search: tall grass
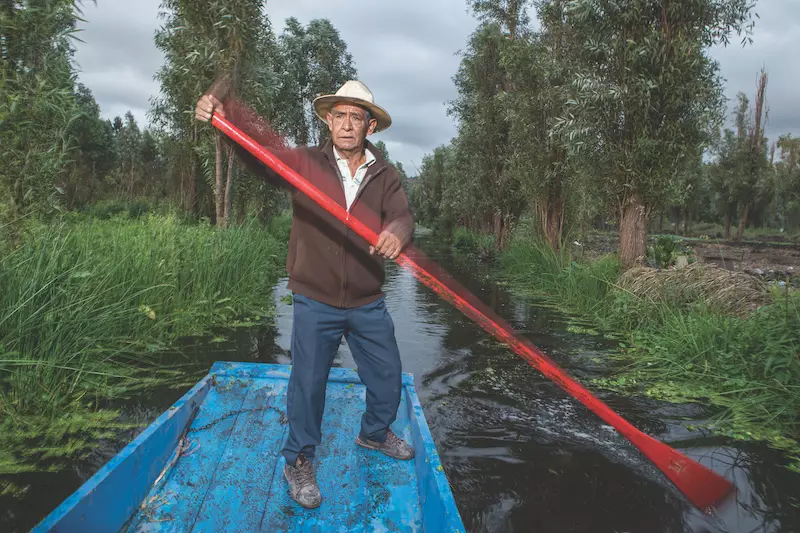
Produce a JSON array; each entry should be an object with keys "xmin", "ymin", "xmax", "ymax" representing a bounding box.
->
[
  {"xmin": 500, "ymin": 233, "xmax": 620, "ymax": 316},
  {"xmin": 456, "ymin": 226, "xmax": 800, "ymax": 469},
  {"xmin": 603, "ymin": 291, "xmax": 800, "ymax": 460},
  {"xmin": 451, "ymin": 226, "xmax": 495, "ymax": 257},
  {"xmin": 0, "ymin": 212, "xmax": 288, "ymax": 473}
]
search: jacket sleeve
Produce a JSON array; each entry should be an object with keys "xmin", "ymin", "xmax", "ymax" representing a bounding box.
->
[{"xmin": 382, "ymin": 168, "xmax": 415, "ymax": 249}]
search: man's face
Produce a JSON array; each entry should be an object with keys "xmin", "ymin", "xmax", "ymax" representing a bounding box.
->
[{"xmin": 327, "ymin": 104, "xmax": 376, "ymax": 152}]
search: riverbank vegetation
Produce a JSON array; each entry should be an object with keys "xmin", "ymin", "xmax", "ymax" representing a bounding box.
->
[
  {"xmin": 0, "ymin": 210, "xmax": 290, "ymax": 474},
  {"xmin": 411, "ymin": 1, "xmax": 800, "ymax": 263},
  {"xmin": 410, "ymin": 0, "xmax": 800, "ymax": 469},
  {"xmin": 449, "ymin": 224, "xmax": 800, "ymax": 471}
]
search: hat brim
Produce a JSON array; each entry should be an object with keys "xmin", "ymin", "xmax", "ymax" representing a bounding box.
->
[{"xmin": 312, "ymin": 95, "xmax": 392, "ymax": 133}]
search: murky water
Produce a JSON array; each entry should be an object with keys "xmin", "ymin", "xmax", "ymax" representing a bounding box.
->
[{"xmin": 2, "ymin": 236, "xmax": 799, "ymax": 532}]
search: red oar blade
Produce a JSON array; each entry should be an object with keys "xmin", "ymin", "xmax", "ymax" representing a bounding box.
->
[
  {"xmin": 629, "ymin": 431, "xmax": 735, "ymax": 512},
  {"xmin": 210, "ymin": 112, "xmax": 736, "ymax": 513}
]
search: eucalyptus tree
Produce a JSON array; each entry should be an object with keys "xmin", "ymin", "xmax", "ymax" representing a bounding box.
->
[
  {"xmin": 555, "ymin": 0, "xmax": 757, "ymax": 268},
  {"xmin": 0, "ymin": 0, "xmax": 84, "ymax": 223},
  {"xmin": 278, "ymin": 17, "xmax": 357, "ymax": 146},
  {"xmin": 66, "ymin": 83, "xmax": 117, "ymax": 207},
  {"xmin": 775, "ymin": 134, "xmax": 800, "ymax": 232},
  {"xmin": 152, "ymin": 0, "xmax": 281, "ymax": 226},
  {"xmin": 503, "ymin": 0, "xmax": 579, "ymax": 249}
]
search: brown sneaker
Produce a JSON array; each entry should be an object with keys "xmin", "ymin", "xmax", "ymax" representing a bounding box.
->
[
  {"xmin": 283, "ymin": 454, "xmax": 322, "ymax": 509},
  {"xmin": 356, "ymin": 429, "xmax": 415, "ymax": 460}
]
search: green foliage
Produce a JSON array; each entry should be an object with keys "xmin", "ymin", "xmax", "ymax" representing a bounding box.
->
[
  {"xmin": 447, "ymin": 20, "xmax": 525, "ymax": 246},
  {"xmin": 497, "ymin": 227, "xmax": 800, "ymax": 469},
  {"xmin": 500, "ymin": 224, "xmax": 620, "ymax": 315},
  {"xmin": 0, "ymin": 0, "xmax": 84, "ymax": 222},
  {"xmin": 79, "ymin": 198, "xmax": 182, "ymax": 220},
  {"xmin": 0, "ymin": 213, "xmax": 287, "ymax": 420},
  {"xmin": 608, "ymin": 293, "xmax": 800, "ymax": 469},
  {"xmin": 645, "ymin": 235, "xmax": 695, "ymax": 269},
  {"xmin": 411, "ymin": 145, "xmax": 454, "ymax": 232},
  {"xmin": 556, "ymin": 0, "xmax": 756, "ymax": 206},
  {"xmin": 0, "ymin": 408, "xmax": 139, "ymax": 475},
  {"xmin": 415, "ymin": 0, "xmax": 759, "ymax": 259},
  {"xmin": 151, "ymin": 0, "xmax": 284, "ymax": 220},
  {"xmin": 452, "ymin": 226, "xmax": 495, "ymax": 258},
  {"xmin": 774, "ymin": 135, "xmax": 800, "ymax": 232},
  {"xmin": 278, "ymin": 17, "xmax": 357, "ymax": 146}
]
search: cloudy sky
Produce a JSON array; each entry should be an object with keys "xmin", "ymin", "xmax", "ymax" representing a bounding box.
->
[{"xmin": 73, "ymin": 0, "xmax": 800, "ymax": 171}]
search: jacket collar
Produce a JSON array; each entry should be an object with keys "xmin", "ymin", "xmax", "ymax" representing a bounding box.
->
[{"xmin": 321, "ymin": 138, "xmax": 388, "ymax": 172}]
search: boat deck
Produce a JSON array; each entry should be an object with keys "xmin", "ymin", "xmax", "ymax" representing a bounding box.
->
[{"xmin": 125, "ymin": 364, "xmax": 423, "ymax": 533}]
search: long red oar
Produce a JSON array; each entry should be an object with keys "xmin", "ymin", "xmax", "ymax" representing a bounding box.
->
[{"xmin": 211, "ymin": 113, "xmax": 734, "ymax": 513}]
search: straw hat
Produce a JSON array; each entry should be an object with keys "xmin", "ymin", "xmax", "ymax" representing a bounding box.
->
[{"xmin": 312, "ymin": 80, "xmax": 392, "ymax": 133}]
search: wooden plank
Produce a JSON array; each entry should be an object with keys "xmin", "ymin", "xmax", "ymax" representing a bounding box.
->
[
  {"xmin": 190, "ymin": 378, "xmax": 289, "ymax": 532},
  {"xmin": 210, "ymin": 362, "xmax": 414, "ymax": 386},
  {"xmin": 124, "ymin": 376, "xmax": 252, "ymax": 533},
  {"xmin": 260, "ymin": 380, "xmax": 368, "ymax": 532},
  {"xmin": 364, "ymin": 388, "xmax": 422, "ymax": 532}
]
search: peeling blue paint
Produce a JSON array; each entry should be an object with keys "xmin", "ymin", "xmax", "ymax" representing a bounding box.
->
[{"xmin": 32, "ymin": 363, "xmax": 465, "ymax": 532}]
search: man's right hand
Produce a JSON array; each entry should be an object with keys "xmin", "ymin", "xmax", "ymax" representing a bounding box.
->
[{"xmin": 195, "ymin": 94, "xmax": 224, "ymax": 122}]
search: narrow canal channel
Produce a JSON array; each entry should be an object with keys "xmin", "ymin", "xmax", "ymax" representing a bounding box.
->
[{"xmin": 3, "ymin": 235, "xmax": 799, "ymax": 532}]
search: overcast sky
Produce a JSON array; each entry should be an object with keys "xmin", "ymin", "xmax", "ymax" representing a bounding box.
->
[{"xmin": 73, "ymin": 0, "xmax": 800, "ymax": 172}]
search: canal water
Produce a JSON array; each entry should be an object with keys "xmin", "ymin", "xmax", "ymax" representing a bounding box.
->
[{"xmin": 2, "ymin": 235, "xmax": 799, "ymax": 532}]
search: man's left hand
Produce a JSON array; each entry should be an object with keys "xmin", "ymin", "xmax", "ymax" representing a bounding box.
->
[{"xmin": 370, "ymin": 230, "xmax": 403, "ymax": 260}]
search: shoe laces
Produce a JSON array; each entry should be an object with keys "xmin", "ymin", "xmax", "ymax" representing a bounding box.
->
[
  {"xmin": 295, "ymin": 458, "xmax": 316, "ymax": 487},
  {"xmin": 385, "ymin": 430, "xmax": 401, "ymax": 448}
]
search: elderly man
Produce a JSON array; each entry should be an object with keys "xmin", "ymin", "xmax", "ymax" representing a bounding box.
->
[{"xmin": 195, "ymin": 79, "xmax": 414, "ymax": 509}]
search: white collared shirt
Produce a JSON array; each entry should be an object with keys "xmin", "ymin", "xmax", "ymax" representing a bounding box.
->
[{"xmin": 334, "ymin": 147, "xmax": 376, "ymax": 211}]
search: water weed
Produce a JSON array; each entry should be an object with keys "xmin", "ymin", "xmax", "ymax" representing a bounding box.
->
[{"xmin": 0, "ymin": 212, "xmax": 288, "ymax": 471}]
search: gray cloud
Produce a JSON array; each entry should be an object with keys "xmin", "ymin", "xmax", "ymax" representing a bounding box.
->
[
  {"xmin": 73, "ymin": 0, "xmax": 799, "ymax": 170},
  {"xmin": 74, "ymin": 0, "xmax": 162, "ymax": 126},
  {"xmin": 708, "ymin": 0, "xmax": 800, "ymax": 152}
]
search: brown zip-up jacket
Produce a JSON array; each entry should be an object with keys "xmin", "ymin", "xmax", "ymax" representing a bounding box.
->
[{"xmin": 218, "ymin": 96, "xmax": 415, "ymax": 309}]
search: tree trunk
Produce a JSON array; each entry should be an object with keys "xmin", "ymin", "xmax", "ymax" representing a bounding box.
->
[
  {"xmin": 89, "ymin": 161, "xmax": 96, "ymax": 204},
  {"xmin": 214, "ymin": 132, "xmax": 224, "ymax": 226},
  {"xmin": 619, "ymin": 191, "xmax": 647, "ymax": 270},
  {"xmin": 493, "ymin": 211, "xmax": 512, "ymax": 250},
  {"xmin": 222, "ymin": 145, "xmax": 235, "ymax": 228},
  {"xmin": 683, "ymin": 209, "xmax": 689, "ymax": 235},
  {"xmin": 236, "ymin": 186, "xmax": 247, "ymax": 224},
  {"xmin": 658, "ymin": 213, "xmax": 664, "ymax": 232},
  {"xmin": 724, "ymin": 213, "xmax": 732, "ymax": 240},
  {"xmin": 493, "ymin": 211, "xmax": 502, "ymax": 250},
  {"xmin": 737, "ymin": 203, "xmax": 749, "ymax": 240},
  {"xmin": 129, "ymin": 156, "xmax": 135, "ymax": 199},
  {"xmin": 673, "ymin": 218, "xmax": 679, "ymax": 235},
  {"xmin": 539, "ymin": 193, "xmax": 566, "ymax": 250}
]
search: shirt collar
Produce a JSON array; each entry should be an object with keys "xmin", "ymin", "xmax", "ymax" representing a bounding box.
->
[{"xmin": 333, "ymin": 147, "xmax": 376, "ymax": 169}]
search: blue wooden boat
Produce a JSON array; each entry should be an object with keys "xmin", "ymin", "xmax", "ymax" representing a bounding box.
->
[{"xmin": 32, "ymin": 362, "xmax": 466, "ymax": 533}]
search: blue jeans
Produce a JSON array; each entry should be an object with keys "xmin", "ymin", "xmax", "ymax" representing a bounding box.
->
[{"xmin": 282, "ymin": 293, "xmax": 402, "ymax": 465}]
